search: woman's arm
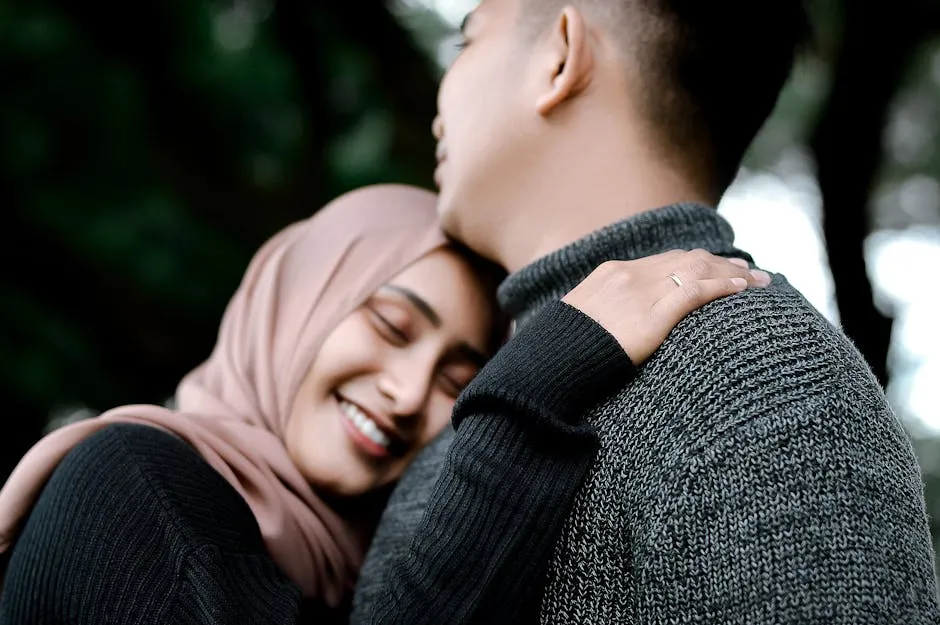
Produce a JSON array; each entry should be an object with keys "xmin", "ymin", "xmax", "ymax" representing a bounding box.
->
[
  {"xmin": 351, "ymin": 250, "xmax": 769, "ymax": 624},
  {"xmin": 353, "ymin": 301, "xmax": 631, "ymax": 625}
]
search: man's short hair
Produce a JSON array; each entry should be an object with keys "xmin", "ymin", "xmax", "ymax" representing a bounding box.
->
[{"xmin": 523, "ymin": 0, "xmax": 813, "ymax": 195}]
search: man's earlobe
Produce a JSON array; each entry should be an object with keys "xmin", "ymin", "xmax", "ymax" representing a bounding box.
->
[{"xmin": 536, "ymin": 6, "xmax": 594, "ymax": 116}]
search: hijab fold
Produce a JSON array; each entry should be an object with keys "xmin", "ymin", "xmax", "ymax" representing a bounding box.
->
[{"xmin": 0, "ymin": 184, "xmax": 447, "ymax": 606}]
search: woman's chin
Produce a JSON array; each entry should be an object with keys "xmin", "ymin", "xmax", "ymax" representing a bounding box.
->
[{"xmin": 307, "ymin": 461, "xmax": 384, "ymax": 500}]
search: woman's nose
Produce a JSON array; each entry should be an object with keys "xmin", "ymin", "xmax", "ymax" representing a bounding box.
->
[{"xmin": 377, "ymin": 364, "xmax": 433, "ymax": 419}]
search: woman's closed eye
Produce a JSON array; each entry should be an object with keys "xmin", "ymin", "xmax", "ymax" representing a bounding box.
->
[
  {"xmin": 437, "ymin": 373, "xmax": 463, "ymax": 398},
  {"xmin": 437, "ymin": 363, "xmax": 477, "ymax": 398},
  {"xmin": 368, "ymin": 304, "xmax": 411, "ymax": 346}
]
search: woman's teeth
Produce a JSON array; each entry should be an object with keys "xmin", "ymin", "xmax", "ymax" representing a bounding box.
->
[{"xmin": 339, "ymin": 399, "xmax": 392, "ymax": 449}]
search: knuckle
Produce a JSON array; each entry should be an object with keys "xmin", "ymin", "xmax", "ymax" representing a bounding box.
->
[
  {"xmin": 587, "ymin": 261, "xmax": 614, "ymax": 282},
  {"xmin": 592, "ymin": 260, "xmax": 632, "ymax": 287},
  {"xmin": 614, "ymin": 269, "xmax": 634, "ymax": 287},
  {"xmin": 596, "ymin": 260, "xmax": 620, "ymax": 276},
  {"xmin": 688, "ymin": 258, "xmax": 711, "ymax": 277},
  {"xmin": 682, "ymin": 281, "xmax": 704, "ymax": 304}
]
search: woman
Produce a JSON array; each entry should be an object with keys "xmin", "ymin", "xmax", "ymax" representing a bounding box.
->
[{"xmin": 0, "ymin": 184, "xmax": 764, "ymax": 623}]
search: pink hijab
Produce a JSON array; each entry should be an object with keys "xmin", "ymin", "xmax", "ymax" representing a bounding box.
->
[{"xmin": 0, "ymin": 184, "xmax": 447, "ymax": 606}]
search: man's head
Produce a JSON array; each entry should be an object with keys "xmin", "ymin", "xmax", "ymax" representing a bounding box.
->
[{"xmin": 433, "ymin": 0, "xmax": 811, "ymax": 269}]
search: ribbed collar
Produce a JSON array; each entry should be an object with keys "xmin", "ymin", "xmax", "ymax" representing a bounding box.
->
[{"xmin": 498, "ymin": 202, "xmax": 750, "ymax": 325}]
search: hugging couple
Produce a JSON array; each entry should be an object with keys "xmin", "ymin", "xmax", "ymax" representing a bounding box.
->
[{"xmin": 1, "ymin": 0, "xmax": 938, "ymax": 623}]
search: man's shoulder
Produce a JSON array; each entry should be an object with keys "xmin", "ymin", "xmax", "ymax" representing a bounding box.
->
[
  {"xmin": 663, "ymin": 273, "xmax": 878, "ymax": 396},
  {"xmin": 590, "ymin": 273, "xmax": 894, "ymax": 456},
  {"xmin": 695, "ymin": 272, "xmax": 837, "ymax": 338}
]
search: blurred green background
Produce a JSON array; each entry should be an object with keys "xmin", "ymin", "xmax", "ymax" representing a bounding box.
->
[{"xmin": 3, "ymin": 0, "xmax": 940, "ymax": 569}]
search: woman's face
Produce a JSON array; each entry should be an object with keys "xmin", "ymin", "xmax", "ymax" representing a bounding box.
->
[{"xmin": 286, "ymin": 248, "xmax": 495, "ymax": 497}]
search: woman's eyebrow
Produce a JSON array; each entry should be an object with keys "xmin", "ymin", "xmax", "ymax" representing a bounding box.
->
[
  {"xmin": 379, "ymin": 285, "xmax": 441, "ymax": 327},
  {"xmin": 378, "ymin": 285, "xmax": 488, "ymax": 367}
]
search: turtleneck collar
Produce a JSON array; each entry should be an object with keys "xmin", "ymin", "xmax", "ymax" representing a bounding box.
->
[{"xmin": 497, "ymin": 202, "xmax": 751, "ymax": 325}]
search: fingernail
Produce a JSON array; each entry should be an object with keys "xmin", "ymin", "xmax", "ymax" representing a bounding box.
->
[
  {"xmin": 731, "ymin": 277, "xmax": 748, "ymax": 289},
  {"xmin": 728, "ymin": 257, "xmax": 749, "ymax": 268},
  {"xmin": 750, "ymin": 269, "xmax": 771, "ymax": 286}
]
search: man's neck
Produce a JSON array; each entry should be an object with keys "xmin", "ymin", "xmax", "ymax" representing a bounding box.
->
[
  {"xmin": 492, "ymin": 157, "xmax": 713, "ymax": 273},
  {"xmin": 496, "ymin": 202, "xmax": 749, "ymax": 325}
]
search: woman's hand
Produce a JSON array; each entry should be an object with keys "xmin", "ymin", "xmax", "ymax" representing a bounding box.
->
[{"xmin": 562, "ymin": 249, "xmax": 770, "ymax": 364}]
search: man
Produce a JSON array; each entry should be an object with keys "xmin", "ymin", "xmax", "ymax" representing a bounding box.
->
[{"xmin": 354, "ymin": 0, "xmax": 940, "ymax": 623}]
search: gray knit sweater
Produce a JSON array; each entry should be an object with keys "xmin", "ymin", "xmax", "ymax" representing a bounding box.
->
[{"xmin": 359, "ymin": 203, "xmax": 940, "ymax": 624}]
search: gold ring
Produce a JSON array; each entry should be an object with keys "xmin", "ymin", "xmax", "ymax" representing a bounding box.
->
[{"xmin": 667, "ymin": 272, "xmax": 683, "ymax": 288}]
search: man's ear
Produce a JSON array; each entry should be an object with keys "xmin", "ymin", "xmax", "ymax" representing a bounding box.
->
[{"xmin": 535, "ymin": 6, "xmax": 594, "ymax": 116}]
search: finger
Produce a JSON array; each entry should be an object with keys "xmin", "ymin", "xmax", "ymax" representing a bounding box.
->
[
  {"xmin": 707, "ymin": 255, "xmax": 771, "ymax": 286},
  {"xmin": 674, "ymin": 249, "xmax": 752, "ymax": 281},
  {"xmin": 712, "ymin": 262, "xmax": 770, "ymax": 287},
  {"xmin": 661, "ymin": 261, "xmax": 747, "ymax": 290},
  {"xmin": 681, "ymin": 249, "xmax": 716, "ymax": 280},
  {"xmin": 652, "ymin": 276, "xmax": 748, "ymax": 323},
  {"xmin": 667, "ymin": 255, "xmax": 770, "ymax": 287}
]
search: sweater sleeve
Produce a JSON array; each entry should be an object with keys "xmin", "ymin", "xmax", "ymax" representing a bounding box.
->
[
  {"xmin": 638, "ymin": 397, "xmax": 940, "ymax": 624},
  {"xmin": 354, "ymin": 300, "xmax": 636, "ymax": 625}
]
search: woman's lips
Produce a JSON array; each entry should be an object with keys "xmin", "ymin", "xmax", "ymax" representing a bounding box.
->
[{"xmin": 335, "ymin": 395, "xmax": 408, "ymax": 459}]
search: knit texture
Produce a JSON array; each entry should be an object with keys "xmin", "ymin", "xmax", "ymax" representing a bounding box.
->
[
  {"xmin": 0, "ymin": 423, "xmax": 304, "ymax": 625},
  {"xmin": 501, "ymin": 203, "xmax": 940, "ymax": 624},
  {"xmin": 351, "ymin": 300, "xmax": 635, "ymax": 624},
  {"xmin": 357, "ymin": 202, "xmax": 940, "ymax": 624}
]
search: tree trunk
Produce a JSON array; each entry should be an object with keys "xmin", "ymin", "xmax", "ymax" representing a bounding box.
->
[{"xmin": 809, "ymin": 0, "xmax": 936, "ymax": 386}]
